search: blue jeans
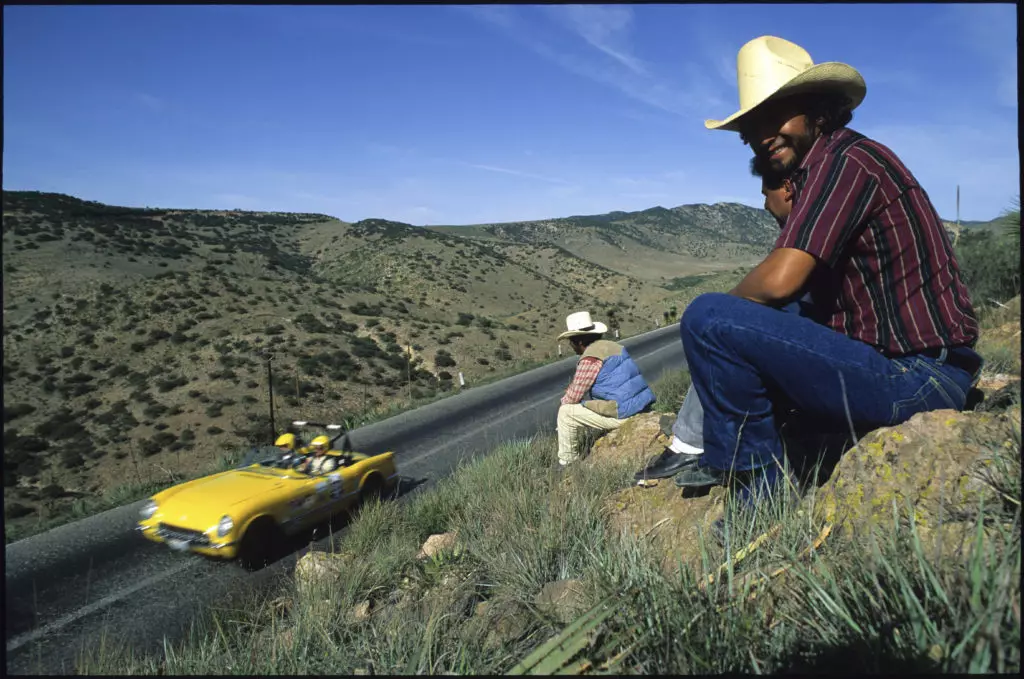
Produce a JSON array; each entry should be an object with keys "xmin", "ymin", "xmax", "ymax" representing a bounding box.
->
[
  {"xmin": 680, "ymin": 292, "xmax": 980, "ymax": 479},
  {"xmin": 672, "ymin": 296, "xmax": 824, "ymax": 452}
]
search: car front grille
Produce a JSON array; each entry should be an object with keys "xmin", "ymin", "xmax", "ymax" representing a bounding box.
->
[{"xmin": 157, "ymin": 523, "xmax": 211, "ymax": 546}]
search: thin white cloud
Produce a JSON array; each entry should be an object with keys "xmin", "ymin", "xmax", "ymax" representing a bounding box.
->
[
  {"xmin": 545, "ymin": 5, "xmax": 648, "ymax": 76},
  {"xmin": 458, "ymin": 5, "xmax": 722, "ymax": 118},
  {"xmin": 464, "ymin": 162, "xmax": 569, "ymax": 185}
]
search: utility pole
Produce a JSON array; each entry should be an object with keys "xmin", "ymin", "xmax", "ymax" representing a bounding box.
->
[
  {"xmin": 953, "ymin": 185, "xmax": 962, "ymax": 246},
  {"xmin": 406, "ymin": 345, "xmax": 413, "ymax": 403},
  {"xmin": 263, "ymin": 352, "xmax": 276, "ymax": 444}
]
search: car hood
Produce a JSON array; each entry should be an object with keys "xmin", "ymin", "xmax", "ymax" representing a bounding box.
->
[{"xmin": 154, "ymin": 468, "xmax": 291, "ymax": 528}]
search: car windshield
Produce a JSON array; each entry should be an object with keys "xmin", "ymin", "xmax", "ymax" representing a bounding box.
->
[{"xmin": 241, "ymin": 446, "xmax": 304, "ymax": 470}]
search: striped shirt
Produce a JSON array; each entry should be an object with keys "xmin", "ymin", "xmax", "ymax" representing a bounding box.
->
[
  {"xmin": 561, "ymin": 356, "xmax": 602, "ymax": 404},
  {"xmin": 776, "ymin": 127, "xmax": 978, "ymax": 355}
]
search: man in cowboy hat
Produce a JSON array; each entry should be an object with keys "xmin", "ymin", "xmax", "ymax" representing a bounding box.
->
[
  {"xmin": 556, "ymin": 311, "xmax": 657, "ymax": 466},
  {"xmin": 671, "ymin": 35, "xmax": 980, "ymax": 504}
]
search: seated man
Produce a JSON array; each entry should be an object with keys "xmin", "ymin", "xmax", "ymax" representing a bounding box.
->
[
  {"xmin": 673, "ymin": 36, "xmax": 981, "ymax": 506},
  {"xmin": 296, "ymin": 435, "xmax": 338, "ymax": 474},
  {"xmin": 556, "ymin": 311, "xmax": 657, "ymax": 466},
  {"xmin": 635, "ymin": 156, "xmax": 802, "ymax": 485}
]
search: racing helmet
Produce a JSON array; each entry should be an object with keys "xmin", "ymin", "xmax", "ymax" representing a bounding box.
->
[
  {"xmin": 310, "ymin": 435, "xmax": 330, "ymax": 452},
  {"xmin": 275, "ymin": 433, "xmax": 297, "ymax": 451}
]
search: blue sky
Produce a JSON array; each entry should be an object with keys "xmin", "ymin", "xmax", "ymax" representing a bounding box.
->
[{"xmin": 3, "ymin": 4, "xmax": 1018, "ymax": 225}]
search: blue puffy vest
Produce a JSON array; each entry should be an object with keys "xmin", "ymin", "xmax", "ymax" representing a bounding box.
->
[{"xmin": 581, "ymin": 340, "xmax": 656, "ymax": 419}]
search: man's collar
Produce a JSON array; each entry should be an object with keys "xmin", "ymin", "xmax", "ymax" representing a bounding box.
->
[{"xmin": 796, "ymin": 128, "xmax": 852, "ymax": 175}]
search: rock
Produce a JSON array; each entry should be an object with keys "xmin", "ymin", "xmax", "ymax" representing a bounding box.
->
[
  {"xmin": 417, "ymin": 531, "xmax": 458, "ymax": 560},
  {"xmin": 808, "ymin": 405, "xmax": 1020, "ymax": 559},
  {"xmin": 605, "ymin": 482, "xmax": 728, "ymax": 578},
  {"xmin": 294, "ymin": 550, "xmax": 346, "ymax": 588},
  {"xmin": 534, "ymin": 579, "xmax": 587, "ymax": 623},
  {"xmin": 352, "ymin": 600, "xmax": 372, "ymax": 622},
  {"xmin": 480, "ymin": 602, "xmax": 532, "ymax": 650},
  {"xmin": 588, "ymin": 412, "xmax": 665, "ymax": 467}
]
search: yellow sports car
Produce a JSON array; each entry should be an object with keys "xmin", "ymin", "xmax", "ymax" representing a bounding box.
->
[{"xmin": 137, "ymin": 422, "xmax": 397, "ymax": 567}]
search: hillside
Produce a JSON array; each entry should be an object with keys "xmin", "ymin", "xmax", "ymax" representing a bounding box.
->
[
  {"xmin": 428, "ymin": 202, "xmax": 779, "ymax": 281},
  {"xmin": 2, "ymin": 190, "xmax": 764, "ymax": 537}
]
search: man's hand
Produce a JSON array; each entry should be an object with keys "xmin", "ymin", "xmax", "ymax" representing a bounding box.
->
[{"xmin": 729, "ymin": 247, "xmax": 818, "ymax": 306}]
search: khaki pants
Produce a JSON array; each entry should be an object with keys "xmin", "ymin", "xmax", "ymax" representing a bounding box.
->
[{"xmin": 556, "ymin": 403, "xmax": 625, "ymax": 464}]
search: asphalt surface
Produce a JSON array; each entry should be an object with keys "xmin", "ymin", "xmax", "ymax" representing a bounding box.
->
[{"xmin": 4, "ymin": 324, "xmax": 687, "ymax": 674}]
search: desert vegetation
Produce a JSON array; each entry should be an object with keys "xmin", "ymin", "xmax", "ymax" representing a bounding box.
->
[{"xmin": 2, "ymin": 190, "xmax": 760, "ymax": 540}]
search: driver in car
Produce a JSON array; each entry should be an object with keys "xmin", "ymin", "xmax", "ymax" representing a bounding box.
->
[{"xmin": 296, "ymin": 435, "xmax": 338, "ymax": 474}]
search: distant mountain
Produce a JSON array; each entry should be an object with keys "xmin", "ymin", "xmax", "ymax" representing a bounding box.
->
[{"xmin": 427, "ymin": 201, "xmax": 778, "ymax": 282}]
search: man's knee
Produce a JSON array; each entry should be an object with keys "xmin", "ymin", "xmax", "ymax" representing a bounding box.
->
[{"xmin": 680, "ymin": 292, "xmax": 731, "ymax": 340}]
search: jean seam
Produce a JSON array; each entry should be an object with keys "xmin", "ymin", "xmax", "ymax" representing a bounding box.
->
[
  {"xmin": 910, "ymin": 357, "xmax": 968, "ymax": 404},
  {"xmin": 889, "ymin": 376, "xmax": 960, "ymax": 424}
]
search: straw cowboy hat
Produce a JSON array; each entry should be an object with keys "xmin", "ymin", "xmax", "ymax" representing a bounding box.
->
[
  {"xmin": 558, "ymin": 311, "xmax": 608, "ymax": 341},
  {"xmin": 705, "ymin": 35, "xmax": 866, "ymax": 133}
]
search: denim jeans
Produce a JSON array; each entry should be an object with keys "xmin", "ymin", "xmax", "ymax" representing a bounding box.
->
[
  {"xmin": 679, "ymin": 292, "xmax": 980, "ymax": 479},
  {"xmin": 672, "ymin": 297, "xmax": 824, "ymax": 453}
]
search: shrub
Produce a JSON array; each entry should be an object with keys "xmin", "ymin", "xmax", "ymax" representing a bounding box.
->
[
  {"xmin": 955, "ymin": 227, "xmax": 1021, "ymax": 306},
  {"xmin": 3, "ymin": 403, "xmax": 36, "ymax": 423}
]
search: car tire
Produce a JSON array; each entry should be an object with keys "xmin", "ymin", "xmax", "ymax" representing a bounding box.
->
[
  {"xmin": 358, "ymin": 474, "xmax": 384, "ymax": 507},
  {"xmin": 238, "ymin": 517, "xmax": 281, "ymax": 570}
]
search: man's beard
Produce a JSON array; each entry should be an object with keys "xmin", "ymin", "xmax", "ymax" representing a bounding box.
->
[{"xmin": 756, "ymin": 122, "xmax": 818, "ymax": 173}]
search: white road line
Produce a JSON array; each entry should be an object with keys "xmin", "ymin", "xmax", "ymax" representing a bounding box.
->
[
  {"xmin": 400, "ymin": 340, "xmax": 683, "ymax": 469},
  {"xmin": 6, "ymin": 558, "xmax": 199, "ymax": 654}
]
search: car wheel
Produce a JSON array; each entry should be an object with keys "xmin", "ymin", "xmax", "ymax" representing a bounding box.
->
[
  {"xmin": 238, "ymin": 517, "xmax": 281, "ymax": 570},
  {"xmin": 358, "ymin": 474, "xmax": 384, "ymax": 507}
]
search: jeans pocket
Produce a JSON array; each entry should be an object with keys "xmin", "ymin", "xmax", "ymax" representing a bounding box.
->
[{"xmin": 889, "ymin": 376, "xmax": 962, "ymax": 425}]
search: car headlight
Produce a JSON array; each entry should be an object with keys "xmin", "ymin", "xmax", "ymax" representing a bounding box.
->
[
  {"xmin": 217, "ymin": 515, "xmax": 234, "ymax": 538},
  {"xmin": 140, "ymin": 499, "xmax": 158, "ymax": 520}
]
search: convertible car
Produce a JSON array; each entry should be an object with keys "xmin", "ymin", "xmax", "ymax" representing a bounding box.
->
[{"xmin": 137, "ymin": 422, "xmax": 397, "ymax": 567}]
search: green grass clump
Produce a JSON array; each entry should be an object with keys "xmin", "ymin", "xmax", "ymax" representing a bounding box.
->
[{"xmin": 651, "ymin": 366, "xmax": 691, "ymax": 415}]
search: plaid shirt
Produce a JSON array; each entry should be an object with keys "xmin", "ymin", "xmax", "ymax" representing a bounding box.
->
[
  {"xmin": 561, "ymin": 356, "xmax": 603, "ymax": 405},
  {"xmin": 777, "ymin": 128, "xmax": 978, "ymax": 355}
]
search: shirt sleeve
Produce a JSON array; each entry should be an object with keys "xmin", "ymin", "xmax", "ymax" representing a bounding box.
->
[
  {"xmin": 776, "ymin": 152, "xmax": 878, "ymax": 268},
  {"xmin": 561, "ymin": 356, "xmax": 603, "ymax": 405}
]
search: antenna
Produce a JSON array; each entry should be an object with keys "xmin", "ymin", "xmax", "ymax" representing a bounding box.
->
[{"xmin": 953, "ymin": 184, "xmax": 962, "ymax": 246}]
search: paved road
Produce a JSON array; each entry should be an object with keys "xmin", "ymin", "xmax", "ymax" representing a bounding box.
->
[{"xmin": 4, "ymin": 325, "xmax": 686, "ymax": 674}]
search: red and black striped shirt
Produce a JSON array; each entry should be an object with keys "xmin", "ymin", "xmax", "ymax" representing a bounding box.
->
[{"xmin": 776, "ymin": 127, "xmax": 978, "ymax": 355}]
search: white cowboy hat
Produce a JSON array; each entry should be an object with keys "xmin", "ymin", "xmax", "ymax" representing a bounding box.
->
[
  {"xmin": 558, "ymin": 311, "xmax": 608, "ymax": 341},
  {"xmin": 705, "ymin": 35, "xmax": 866, "ymax": 133}
]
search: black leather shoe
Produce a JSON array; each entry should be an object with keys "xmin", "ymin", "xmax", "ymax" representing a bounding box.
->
[
  {"xmin": 634, "ymin": 448, "xmax": 701, "ymax": 483},
  {"xmin": 673, "ymin": 464, "xmax": 729, "ymax": 488}
]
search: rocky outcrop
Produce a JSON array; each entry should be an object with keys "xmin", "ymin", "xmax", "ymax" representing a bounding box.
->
[
  {"xmin": 810, "ymin": 404, "xmax": 1020, "ymax": 559},
  {"xmin": 581, "ymin": 376, "xmax": 1020, "ymax": 574}
]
